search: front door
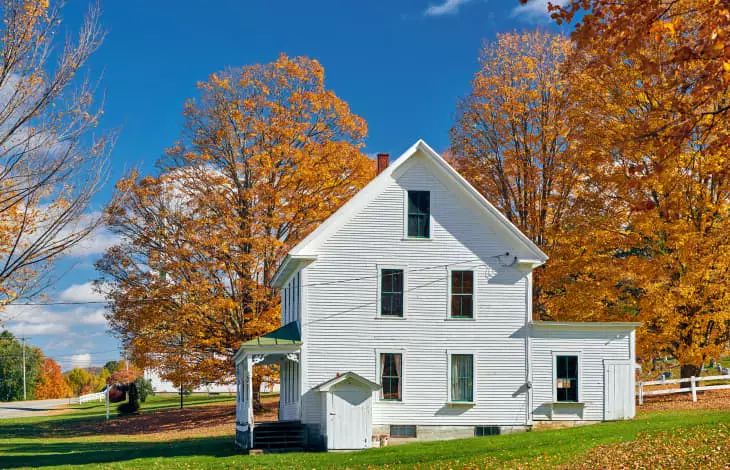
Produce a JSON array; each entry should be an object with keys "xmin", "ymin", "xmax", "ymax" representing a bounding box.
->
[
  {"xmin": 328, "ymin": 383, "xmax": 372, "ymax": 450},
  {"xmin": 604, "ymin": 360, "xmax": 635, "ymax": 420}
]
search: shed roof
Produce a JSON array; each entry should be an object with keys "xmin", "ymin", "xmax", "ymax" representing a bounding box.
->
[{"xmin": 316, "ymin": 371, "xmax": 381, "ymax": 392}]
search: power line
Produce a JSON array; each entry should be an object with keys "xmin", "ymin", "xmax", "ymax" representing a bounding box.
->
[{"xmin": 1, "ymin": 253, "xmax": 519, "ymax": 307}]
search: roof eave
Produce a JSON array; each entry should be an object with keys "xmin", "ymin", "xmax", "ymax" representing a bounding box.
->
[
  {"xmin": 271, "ymin": 254, "xmax": 317, "ymax": 288},
  {"xmin": 530, "ymin": 321, "xmax": 642, "ymax": 330}
]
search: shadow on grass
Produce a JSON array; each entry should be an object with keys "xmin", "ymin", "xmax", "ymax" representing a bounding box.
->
[
  {"xmin": 0, "ymin": 436, "xmax": 237, "ymax": 468},
  {"xmin": 0, "ymin": 403, "xmax": 236, "ymax": 439}
]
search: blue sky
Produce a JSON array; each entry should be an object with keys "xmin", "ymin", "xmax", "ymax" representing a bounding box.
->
[{"xmin": 5, "ymin": 0, "xmax": 569, "ymax": 370}]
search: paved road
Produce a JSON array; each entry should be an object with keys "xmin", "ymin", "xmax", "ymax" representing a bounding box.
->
[{"xmin": 0, "ymin": 398, "xmax": 70, "ymax": 419}]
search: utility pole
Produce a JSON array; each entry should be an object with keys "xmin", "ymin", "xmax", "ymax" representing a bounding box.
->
[
  {"xmin": 179, "ymin": 332, "xmax": 184, "ymax": 410},
  {"xmin": 20, "ymin": 336, "xmax": 31, "ymax": 401}
]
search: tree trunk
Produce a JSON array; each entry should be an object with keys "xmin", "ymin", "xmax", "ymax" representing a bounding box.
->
[{"xmin": 680, "ymin": 364, "xmax": 701, "ymax": 379}]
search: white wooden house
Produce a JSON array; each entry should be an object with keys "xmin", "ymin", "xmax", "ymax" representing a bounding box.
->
[{"xmin": 234, "ymin": 140, "xmax": 640, "ymax": 451}]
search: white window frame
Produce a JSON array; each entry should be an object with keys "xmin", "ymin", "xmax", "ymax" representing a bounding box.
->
[
  {"xmin": 445, "ymin": 267, "xmax": 478, "ymax": 320},
  {"xmin": 375, "ymin": 348, "xmax": 406, "ymax": 403},
  {"xmin": 447, "ymin": 350, "xmax": 477, "ymax": 405},
  {"xmin": 552, "ymin": 351, "xmax": 583, "ymax": 403},
  {"xmin": 402, "ymin": 189, "xmax": 433, "ymax": 240},
  {"xmin": 376, "ymin": 264, "xmax": 408, "ymax": 319}
]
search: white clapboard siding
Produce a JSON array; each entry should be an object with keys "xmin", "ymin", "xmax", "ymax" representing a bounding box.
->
[
  {"xmin": 530, "ymin": 328, "xmax": 634, "ymax": 421},
  {"xmin": 278, "ymin": 271, "xmax": 301, "ymax": 421},
  {"xmin": 281, "ymin": 271, "xmax": 301, "ymax": 326},
  {"xmin": 298, "ymin": 154, "xmax": 533, "ymax": 426}
]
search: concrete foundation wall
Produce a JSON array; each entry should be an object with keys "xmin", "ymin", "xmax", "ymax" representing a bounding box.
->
[{"xmin": 371, "ymin": 424, "xmax": 530, "ymax": 444}]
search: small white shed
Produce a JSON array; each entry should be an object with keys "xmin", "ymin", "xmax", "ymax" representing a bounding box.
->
[{"xmin": 316, "ymin": 372, "xmax": 381, "ymax": 450}]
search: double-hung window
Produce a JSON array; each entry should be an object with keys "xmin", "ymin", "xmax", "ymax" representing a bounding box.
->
[
  {"xmin": 380, "ymin": 353, "xmax": 402, "ymax": 401},
  {"xmin": 407, "ymin": 191, "xmax": 430, "ymax": 238},
  {"xmin": 555, "ymin": 355, "xmax": 579, "ymax": 402},
  {"xmin": 450, "ymin": 354, "xmax": 474, "ymax": 403},
  {"xmin": 450, "ymin": 271, "xmax": 474, "ymax": 318},
  {"xmin": 381, "ymin": 269, "xmax": 404, "ymax": 317}
]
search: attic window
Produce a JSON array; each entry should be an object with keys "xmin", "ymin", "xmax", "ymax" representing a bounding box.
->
[{"xmin": 407, "ymin": 191, "xmax": 430, "ymax": 238}]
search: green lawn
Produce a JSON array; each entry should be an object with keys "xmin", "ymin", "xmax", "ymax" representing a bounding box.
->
[{"xmin": 1, "ymin": 395, "xmax": 728, "ymax": 469}]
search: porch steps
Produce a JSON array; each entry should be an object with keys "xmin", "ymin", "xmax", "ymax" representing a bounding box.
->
[{"xmin": 253, "ymin": 420, "xmax": 305, "ymax": 450}]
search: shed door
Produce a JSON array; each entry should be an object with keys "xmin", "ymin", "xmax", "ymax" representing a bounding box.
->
[
  {"xmin": 604, "ymin": 361, "xmax": 635, "ymax": 420},
  {"xmin": 327, "ymin": 384, "xmax": 372, "ymax": 450}
]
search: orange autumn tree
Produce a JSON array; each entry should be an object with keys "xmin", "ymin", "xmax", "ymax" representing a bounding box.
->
[
  {"xmin": 532, "ymin": 0, "xmax": 730, "ymax": 377},
  {"xmin": 450, "ymin": 31, "xmax": 581, "ymax": 317},
  {"xmin": 35, "ymin": 358, "xmax": 69, "ymax": 399},
  {"xmin": 98, "ymin": 54, "xmax": 373, "ymax": 388}
]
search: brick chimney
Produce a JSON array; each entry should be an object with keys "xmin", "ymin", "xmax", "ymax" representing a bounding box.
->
[{"xmin": 376, "ymin": 153, "xmax": 390, "ymax": 175}]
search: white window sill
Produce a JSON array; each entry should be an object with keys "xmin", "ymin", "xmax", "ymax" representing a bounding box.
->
[
  {"xmin": 444, "ymin": 317, "xmax": 476, "ymax": 321},
  {"xmin": 447, "ymin": 401, "xmax": 476, "ymax": 407},
  {"xmin": 401, "ymin": 237, "xmax": 433, "ymax": 242},
  {"xmin": 373, "ymin": 316, "xmax": 407, "ymax": 320},
  {"xmin": 551, "ymin": 401, "xmax": 584, "ymax": 406}
]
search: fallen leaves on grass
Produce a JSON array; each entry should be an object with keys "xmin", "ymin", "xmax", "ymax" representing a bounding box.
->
[
  {"xmin": 640, "ymin": 388, "xmax": 730, "ymax": 412},
  {"xmin": 569, "ymin": 423, "xmax": 730, "ymax": 470}
]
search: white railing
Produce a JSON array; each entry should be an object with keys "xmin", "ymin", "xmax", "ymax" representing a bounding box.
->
[
  {"xmin": 637, "ymin": 374, "xmax": 730, "ymax": 405},
  {"xmin": 74, "ymin": 391, "xmax": 106, "ymax": 404}
]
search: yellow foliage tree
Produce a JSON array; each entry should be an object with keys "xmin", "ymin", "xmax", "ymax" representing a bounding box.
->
[
  {"xmin": 534, "ymin": 0, "xmax": 730, "ymax": 376},
  {"xmin": 450, "ymin": 31, "xmax": 580, "ymax": 317},
  {"xmin": 98, "ymin": 54, "xmax": 373, "ymax": 387}
]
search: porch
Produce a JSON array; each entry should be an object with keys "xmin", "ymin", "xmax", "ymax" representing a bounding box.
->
[{"xmin": 233, "ymin": 321, "xmax": 302, "ymax": 451}]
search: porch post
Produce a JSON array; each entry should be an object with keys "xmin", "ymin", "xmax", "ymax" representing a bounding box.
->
[{"xmin": 246, "ymin": 353, "xmax": 254, "ymax": 440}]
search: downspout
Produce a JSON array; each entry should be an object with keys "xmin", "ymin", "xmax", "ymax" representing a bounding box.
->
[{"xmin": 525, "ymin": 270, "xmax": 533, "ymax": 427}]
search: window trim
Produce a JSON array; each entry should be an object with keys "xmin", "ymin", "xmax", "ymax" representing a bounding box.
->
[
  {"xmin": 552, "ymin": 351, "xmax": 582, "ymax": 403},
  {"xmin": 447, "ymin": 350, "xmax": 477, "ymax": 405},
  {"xmin": 376, "ymin": 264, "xmax": 408, "ymax": 319},
  {"xmin": 446, "ymin": 267, "xmax": 477, "ymax": 320},
  {"xmin": 403, "ymin": 189, "xmax": 432, "ymax": 240},
  {"xmin": 376, "ymin": 348, "xmax": 406, "ymax": 403}
]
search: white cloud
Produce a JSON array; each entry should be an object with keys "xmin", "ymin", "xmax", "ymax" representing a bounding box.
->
[
  {"xmin": 510, "ymin": 0, "xmax": 569, "ymax": 21},
  {"xmin": 59, "ymin": 282, "xmax": 106, "ymax": 303},
  {"xmin": 71, "ymin": 353, "xmax": 92, "ymax": 368},
  {"xmin": 62, "ymin": 226, "xmax": 121, "ymax": 258},
  {"xmin": 424, "ymin": 0, "xmax": 472, "ymax": 16},
  {"xmin": 4, "ymin": 303, "xmax": 108, "ymax": 335},
  {"xmin": 8, "ymin": 322, "xmax": 69, "ymax": 335},
  {"xmin": 77, "ymin": 309, "xmax": 107, "ymax": 325}
]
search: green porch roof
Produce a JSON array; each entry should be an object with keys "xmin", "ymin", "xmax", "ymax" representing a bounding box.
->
[{"xmin": 242, "ymin": 321, "xmax": 301, "ymax": 347}]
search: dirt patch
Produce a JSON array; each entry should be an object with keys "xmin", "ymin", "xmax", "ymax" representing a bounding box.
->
[{"xmin": 640, "ymin": 387, "xmax": 730, "ymax": 412}]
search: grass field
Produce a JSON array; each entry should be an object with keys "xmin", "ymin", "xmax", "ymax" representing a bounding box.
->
[{"xmin": 1, "ymin": 393, "xmax": 729, "ymax": 469}]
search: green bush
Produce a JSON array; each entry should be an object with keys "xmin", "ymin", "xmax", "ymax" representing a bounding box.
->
[
  {"xmin": 135, "ymin": 377, "xmax": 154, "ymax": 403},
  {"xmin": 117, "ymin": 382, "xmax": 140, "ymax": 414}
]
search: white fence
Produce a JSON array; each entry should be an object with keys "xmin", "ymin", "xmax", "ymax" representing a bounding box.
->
[
  {"xmin": 73, "ymin": 391, "xmax": 106, "ymax": 404},
  {"xmin": 637, "ymin": 374, "xmax": 730, "ymax": 405}
]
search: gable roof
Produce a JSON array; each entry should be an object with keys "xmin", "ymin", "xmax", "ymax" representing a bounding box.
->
[
  {"xmin": 272, "ymin": 139, "xmax": 548, "ymax": 287},
  {"xmin": 316, "ymin": 371, "xmax": 382, "ymax": 392}
]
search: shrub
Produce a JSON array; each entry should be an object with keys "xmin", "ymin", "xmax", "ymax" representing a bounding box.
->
[
  {"xmin": 117, "ymin": 382, "xmax": 140, "ymax": 414},
  {"xmin": 108, "ymin": 385, "xmax": 125, "ymax": 403},
  {"xmin": 135, "ymin": 377, "xmax": 154, "ymax": 403}
]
